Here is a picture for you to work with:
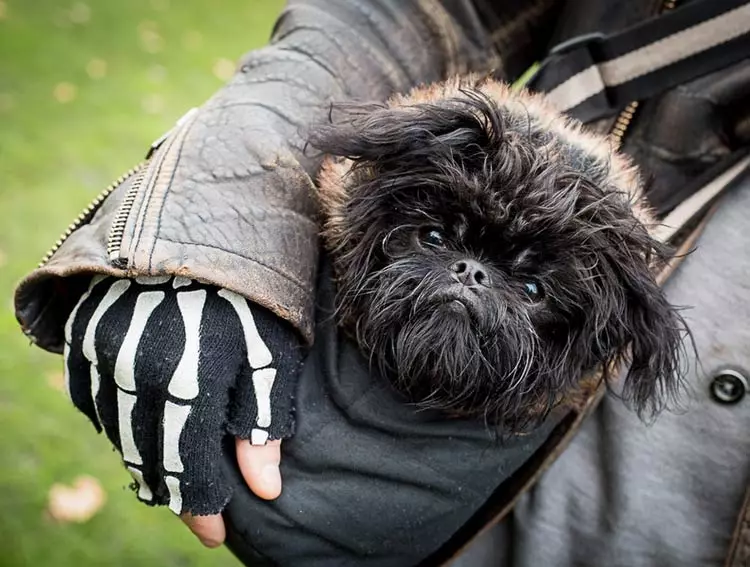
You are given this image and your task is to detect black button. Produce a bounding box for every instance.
[709,369,748,405]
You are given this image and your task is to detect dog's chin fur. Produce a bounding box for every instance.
[310,76,687,430]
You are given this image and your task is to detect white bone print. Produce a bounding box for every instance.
[172,276,192,289]
[251,428,269,445]
[162,401,191,473]
[167,290,206,400]
[90,366,103,427]
[217,290,277,444]
[158,289,207,513]
[63,276,107,401]
[165,476,182,514]
[217,289,272,368]
[69,275,292,516]
[81,279,131,427]
[117,389,142,466]
[114,291,165,392]
[82,279,132,363]
[127,466,153,502]
[252,368,276,428]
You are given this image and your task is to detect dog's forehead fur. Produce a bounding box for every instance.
[317,76,654,253]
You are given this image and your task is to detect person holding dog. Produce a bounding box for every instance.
[14,1,750,565]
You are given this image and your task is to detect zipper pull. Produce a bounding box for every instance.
[145,107,199,159]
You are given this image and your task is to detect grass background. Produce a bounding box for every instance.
[0,1,284,565]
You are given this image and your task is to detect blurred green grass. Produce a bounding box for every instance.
[0,1,284,565]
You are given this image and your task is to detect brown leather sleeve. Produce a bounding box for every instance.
[15,0,559,353]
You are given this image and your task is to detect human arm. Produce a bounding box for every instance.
[15,0,562,551]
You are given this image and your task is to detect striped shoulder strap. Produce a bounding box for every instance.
[527,0,750,122]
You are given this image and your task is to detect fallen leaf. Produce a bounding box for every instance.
[138,19,157,33]
[141,93,164,115]
[68,2,91,24]
[53,82,77,103]
[46,370,66,393]
[150,0,170,11]
[212,58,235,82]
[138,20,164,53]
[48,476,106,523]
[147,64,167,83]
[182,30,203,51]
[85,58,107,79]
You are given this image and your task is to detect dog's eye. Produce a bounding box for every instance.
[523,280,544,302]
[419,227,446,248]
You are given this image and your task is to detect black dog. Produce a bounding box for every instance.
[311,77,686,430]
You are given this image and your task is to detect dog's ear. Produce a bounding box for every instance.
[618,265,686,419]
[591,228,687,420]
[307,95,501,167]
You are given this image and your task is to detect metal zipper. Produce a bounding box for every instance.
[609,0,678,146]
[38,107,197,269]
[105,107,198,266]
[106,165,149,261]
[38,163,145,268]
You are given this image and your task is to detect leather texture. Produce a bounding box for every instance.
[15,0,521,353]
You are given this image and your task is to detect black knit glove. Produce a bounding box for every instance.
[63,274,304,515]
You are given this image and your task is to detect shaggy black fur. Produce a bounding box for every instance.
[310,87,687,430]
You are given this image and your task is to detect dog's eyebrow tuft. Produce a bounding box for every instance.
[512,248,533,268]
[454,213,469,239]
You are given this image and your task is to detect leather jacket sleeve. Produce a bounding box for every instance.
[14,0,559,353]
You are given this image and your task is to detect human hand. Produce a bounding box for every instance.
[182,437,283,547]
[63,275,304,545]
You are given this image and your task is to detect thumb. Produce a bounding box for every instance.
[235,438,283,500]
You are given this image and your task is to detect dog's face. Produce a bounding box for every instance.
[312,78,685,428]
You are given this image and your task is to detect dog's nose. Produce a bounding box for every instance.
[450,259,491,288]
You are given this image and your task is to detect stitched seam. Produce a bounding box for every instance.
[149,127,187,272]
[132,115,198,265]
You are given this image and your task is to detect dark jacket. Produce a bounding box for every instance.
[13,0,750,565]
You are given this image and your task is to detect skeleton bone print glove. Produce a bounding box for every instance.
[63,274,304,515]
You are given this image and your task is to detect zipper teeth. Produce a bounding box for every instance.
[38,163,145,268]
[610,101,640,145]
[609,0,678,145]
[105,108,199,265]
[106,163,149,260]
